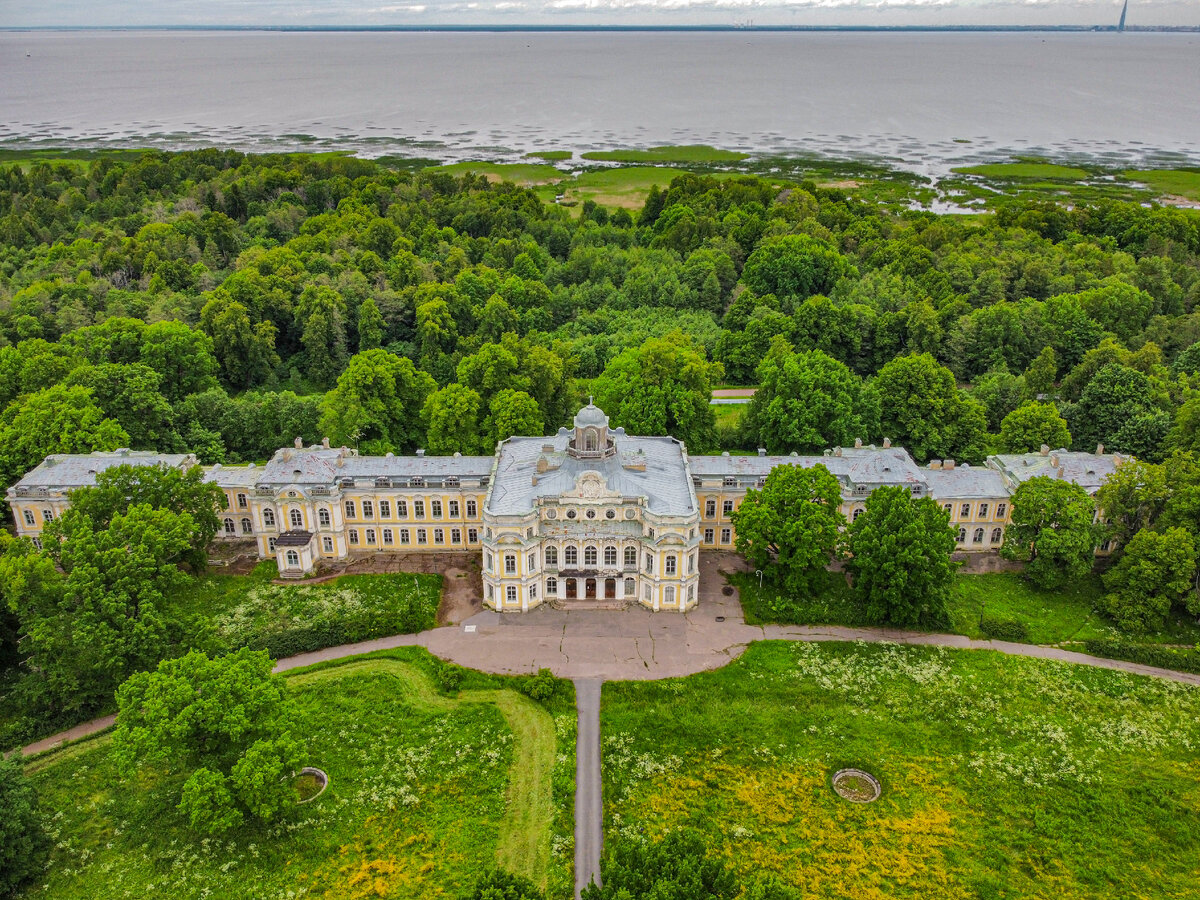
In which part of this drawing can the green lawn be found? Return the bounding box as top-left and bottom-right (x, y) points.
(600, 641), (1200, 899)
(736, 570), (1200, 648)
(580, 145), (748, 164)
(548, 166), (689, 210)
(424, 161), (566, 186)
(21, 649), (576, 900)
(951, 162), (1090, 180)
(524, 150), (573, 161)
(1124, 168), (1200, 202)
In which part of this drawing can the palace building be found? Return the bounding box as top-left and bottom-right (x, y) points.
(7, 403), (1123, 613)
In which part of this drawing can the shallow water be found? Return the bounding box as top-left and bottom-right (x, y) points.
(2, 30), (1199, 173)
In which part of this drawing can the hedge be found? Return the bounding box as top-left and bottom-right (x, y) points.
(979, 617), (1030, 642)
(1077, 639), (1200, 675)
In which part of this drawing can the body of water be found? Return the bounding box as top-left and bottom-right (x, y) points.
(2, 30), (1199, 173)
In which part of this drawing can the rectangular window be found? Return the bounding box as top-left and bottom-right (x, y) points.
(506, 585), (518, 605)
(485, 552), (493, 572)
(997, 503), (1007, 518)
(449, 500), (460, 518)
(704, 528), (714, 544)
(705, 499), (716, 517)
(666, 555), (677, 575)
(528, 552), (537, 571)
(398, 500), (408, 518)
(434, 528), (445, 544)
(645, 553), (654, 574)
(979, 503), (989, 519)
(505, 554), (517, 575)
(365, 528), (375, 544)
(323, 536), (333, 553)
(32, 537), (42, 550)
(451, 528), (462, 544)
(400, 528), (411, 545)
(363, 500), (374, 518)
(383, 528), (394, 545)
(417, 528), (427, 545)
(23, 510), (35, 527)
(468, 528), (479, 543)
(625, 547), (636, 567)
(688, 554), (695, 574)
(414, 500), (425, 519)
(943, 503), (952, 514)
(379, 500), (391, 518)
(961, 503), (971, 518)
(345, 500), (356, 519)
(237, 493), (247, 509)
(467, 499), (478, 518)
(529, 584), (538, 600)
(721, 528), (731, 544)
(723, 475), (737, 487)
(723, 500), (734, 516)
(349, 529), (359, 545)
(432, 499), (443, 518)
(43, 508), (54, 523)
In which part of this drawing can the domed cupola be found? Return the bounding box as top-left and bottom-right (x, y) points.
(568, 399), (616, 459)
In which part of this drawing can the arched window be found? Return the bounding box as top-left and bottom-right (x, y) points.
(957, 527), (966, 543)
(547, 576), (558, 595)
(545, 546), (558, 566)
(584, 430), (597, 451)
(604, 546), (617, 566)
(973, 528), (984, 544)
(285, 550), (299, 567)
(318, 508), (331, 527)
(241, 518), (252, 535)
(625, 577), (636, 595)
(223, 517), (235, 534)
(289, 508), (303, 529)
(991, 527), (1003, 544)
(852, 508), (863, 521)
(263, 508), (276, 527)
(624, 546), (637, 567)
(565, 546), (578, 566)
(584, 546), (598, 566)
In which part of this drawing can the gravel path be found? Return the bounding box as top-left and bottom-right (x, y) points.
(573, 678), (603, 899)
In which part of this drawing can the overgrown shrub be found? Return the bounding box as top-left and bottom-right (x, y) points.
(1079, 639), (1200, 675)
(979, 617), (1031, 642)
(0, 753), (48, 897)
(520, 668), (558, 702)
(461, 870), (545, 900)
(436, 662), (465, 694)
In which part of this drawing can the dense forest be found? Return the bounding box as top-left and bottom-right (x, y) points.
(1, 149), (1199, 499)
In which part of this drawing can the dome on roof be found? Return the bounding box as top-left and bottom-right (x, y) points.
(573, 402), (609, 428)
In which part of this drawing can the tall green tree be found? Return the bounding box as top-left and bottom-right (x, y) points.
(356, 296), (385, 352)
(0, 384), (128, 492)
(319, 349), (436, 453)
(592, 332), (722, 453)
(846, 486), (957, 627)
(139, 320), (220, 402)
(486, 389), (544, 447)
(997, 402), (1072, 454)
(740, 234), (854, 300)
(0, 505), (194, 711)
(1094, 459), (1169, 550)
(745, 342), (879, 453)
(0, 753), (47, 898)
(872, 353), (986, 461)
(731, 463), (845, 598)
(113, 648), (303, 835)
(200, 292), (279, 389)
(1101, 527), (1197, 633)
(295, 285), (349, 389)
(424, 384), (485, 456)
(65, 363), (178, 451)
(1001, 477), (1098, 589)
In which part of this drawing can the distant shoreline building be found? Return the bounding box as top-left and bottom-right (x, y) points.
(7, 404), (1122, 612)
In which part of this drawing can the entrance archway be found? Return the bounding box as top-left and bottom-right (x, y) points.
(585, 578), (597, 600)
(605, 578), (616, 599)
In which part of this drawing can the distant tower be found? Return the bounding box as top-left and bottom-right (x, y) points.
(1118, 0), (1128, 32)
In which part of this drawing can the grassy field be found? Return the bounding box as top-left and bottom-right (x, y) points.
(1124, 168), (1200, 202)
(600, 640), (1200, 900)
(21, 649), (576, 900)
(735, 570), (1200, 648)
(951, 162), (1090, 180)
(549, 166), (689, 210)
(580, 145), (749, 164)
(524, 150), (573, 161)
(424, 161), (566, 186)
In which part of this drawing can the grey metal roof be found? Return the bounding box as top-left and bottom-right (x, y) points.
(689, 454), (849, 477)
(488, 432), (694, 516)
(690, 447), (927, 487)
(244, 447), (495, 486)
(988, 449), (1122, 494)
(9, 451), (194, 492)
(923, 466), (1011, 500)
(574, 403), (609, 428)
(203, 464), (263, 487)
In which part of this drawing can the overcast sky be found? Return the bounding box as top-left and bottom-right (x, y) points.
(1, 0), (1194, 27)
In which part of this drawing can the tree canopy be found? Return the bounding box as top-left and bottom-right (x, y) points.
(1001, 477), (1099, 589)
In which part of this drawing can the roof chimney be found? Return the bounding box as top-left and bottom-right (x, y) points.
(882, 438), (891, 449)
(1050, 453), (1059, 467)
(416, 449), (426, 457)
(854, 438), (863, 449)
(1096, 443), (1104, 455)
(758, 448), (767, 457)
(1113, 453), (1123, 465)
(944, 459), (955, 470)
(294, 436), (303, 449)
(928, 460), (942, 470)
(1040, 445), (1050, 456)
(322, 437), (330, 449)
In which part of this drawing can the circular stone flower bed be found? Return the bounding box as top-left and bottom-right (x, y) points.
(295, 767), (329, 803)
(831, 768), (881, 803)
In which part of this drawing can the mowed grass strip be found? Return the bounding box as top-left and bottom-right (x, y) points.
(23, 650), (564, 900)
(600, 641), (1200, 899)
(951, 162), (1089, 180)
